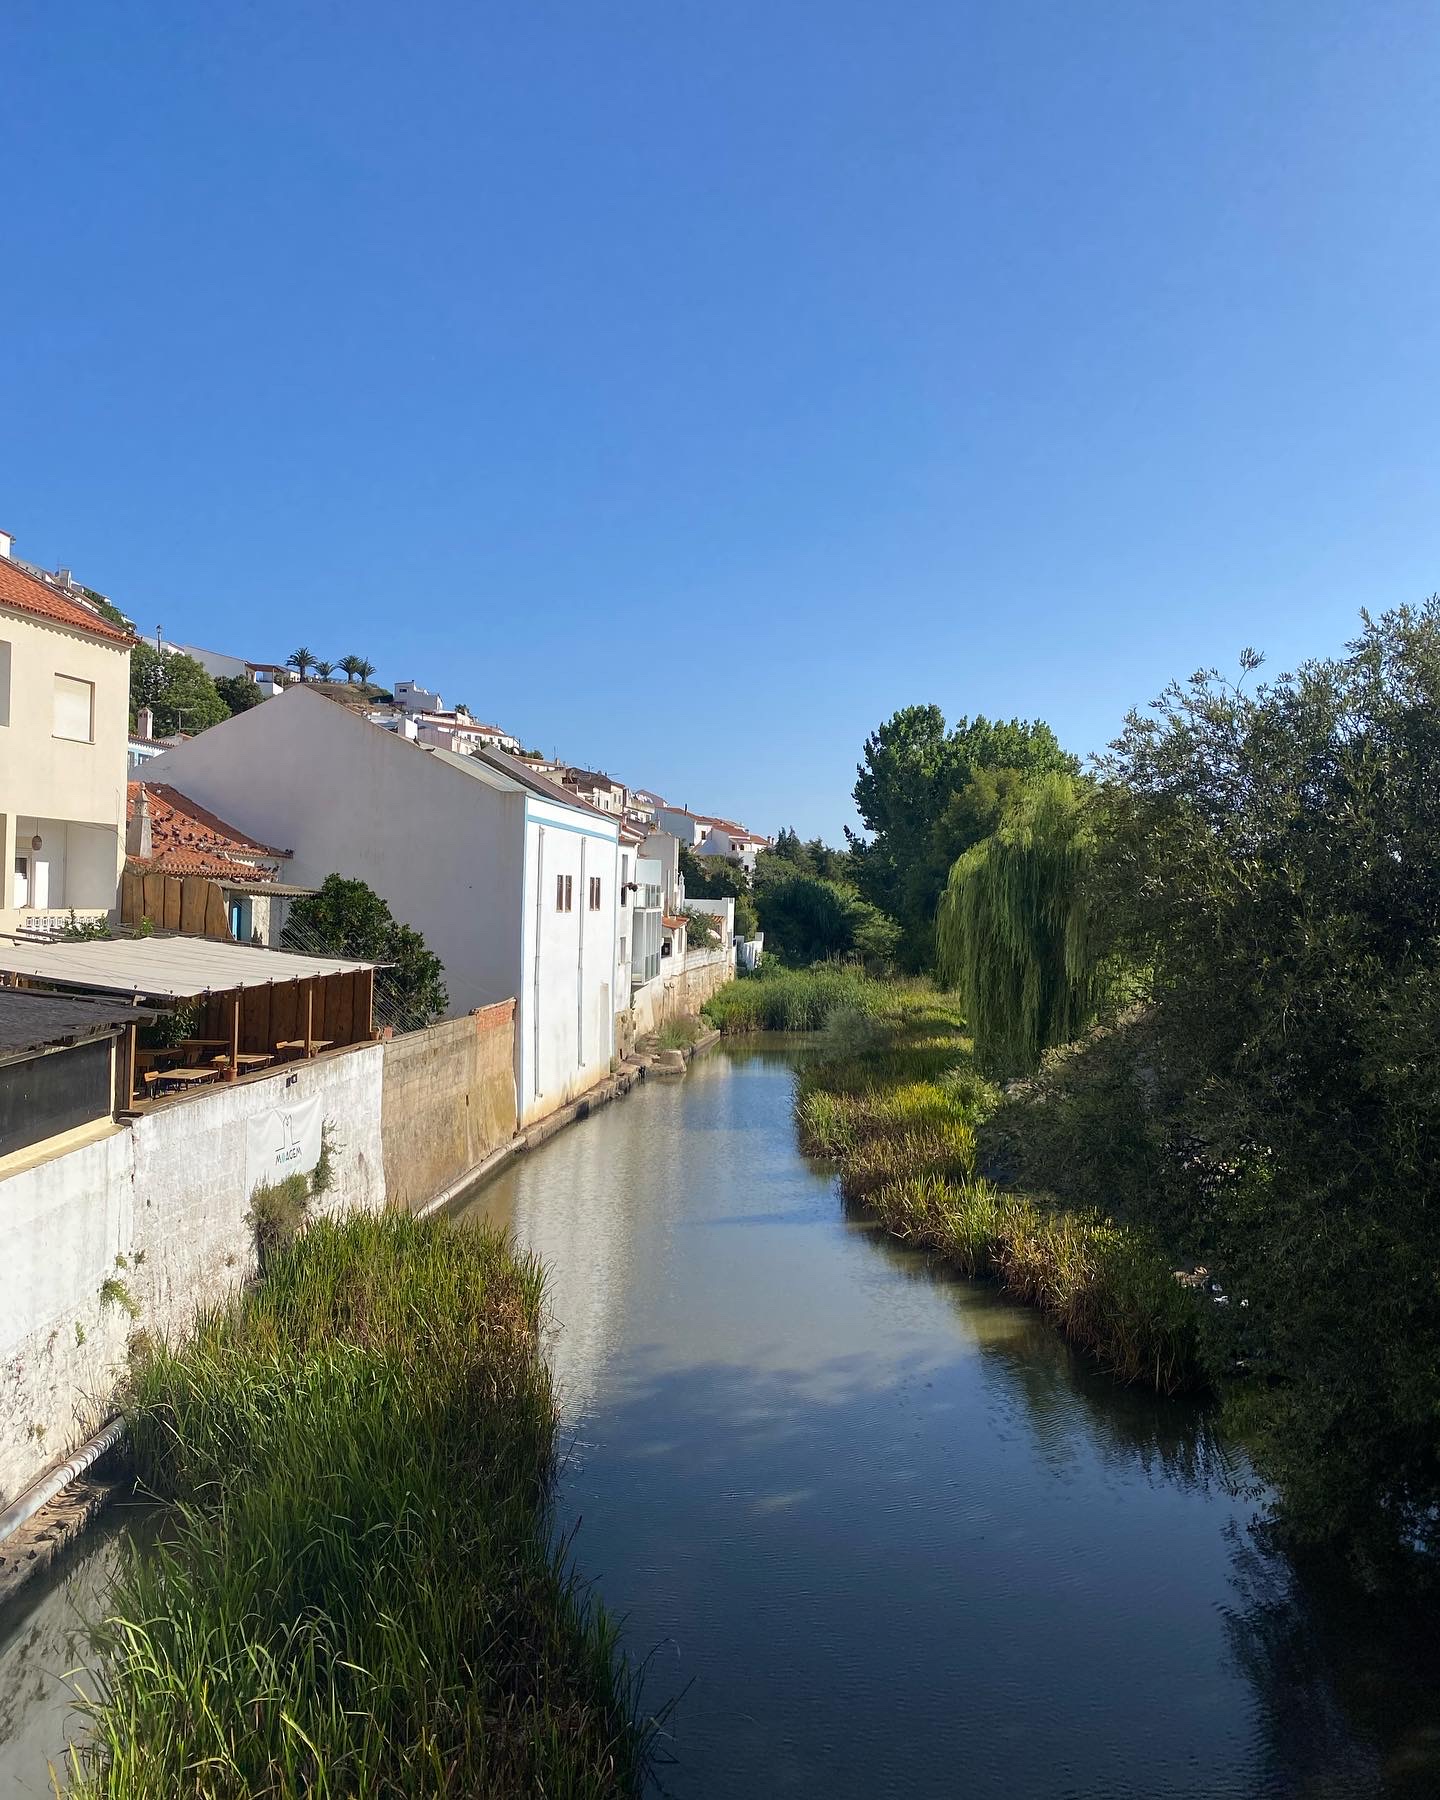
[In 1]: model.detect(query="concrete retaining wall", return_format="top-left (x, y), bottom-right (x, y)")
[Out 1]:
top-left (631, 945), bottom-right (735, 1037)
top-left (381, 1001), bottom-right (517, 1214)
top-left (0, 1044), bottom-right (385, 1509)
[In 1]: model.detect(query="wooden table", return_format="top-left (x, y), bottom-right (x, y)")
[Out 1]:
top-left (274, 1039), bottom-right (334, 1059)
top-left (151, 1067), bottom-right (219, 1094)
top-left (211, 1052), bottom-right (275, 1074)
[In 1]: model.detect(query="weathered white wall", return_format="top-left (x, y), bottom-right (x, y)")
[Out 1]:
top-left (520, 798), bottom-right (619, 1125)
top-left (149, 687), bottom-right (526, 1015)
top-left (0, 1045), bottom-right (386, 1509)
top-left (631, 944), bottom-right (736, 1037)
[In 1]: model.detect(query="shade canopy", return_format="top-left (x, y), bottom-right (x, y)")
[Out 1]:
top-left (0, 936), bottom-right (377, 1002)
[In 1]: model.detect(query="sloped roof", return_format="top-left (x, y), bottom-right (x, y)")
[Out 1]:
top-left (0, 989), bottom-right (153, 1057)
top-left (127, 782), bottom-right (289, 881)
top-left (0, 936), bottom-right (377, 1001)
top-left (0, 556), bottom-right (133, 646)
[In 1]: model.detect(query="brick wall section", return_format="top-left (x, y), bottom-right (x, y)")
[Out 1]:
top-left (380, 1001), bottom-right (517, 1215)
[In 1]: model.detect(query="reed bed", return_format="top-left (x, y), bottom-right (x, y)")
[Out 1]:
top-left (794, 992), bottom-right (1203, 1394)
top-left (67, 1212), bottom-right (649, 1799)
top-left (702, 965), bottom-right (885, 1033)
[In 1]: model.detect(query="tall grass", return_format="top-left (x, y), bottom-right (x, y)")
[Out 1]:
top-left (702, 965), bottom-right (887, 1033)
top-left (794, 990), bottom-right (1203, 1394)
top-left (67, 1212), bottom-right (650, 1798)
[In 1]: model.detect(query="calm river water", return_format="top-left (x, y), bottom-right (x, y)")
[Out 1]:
top-left (2, 1039), bottom-right (1436, 1795)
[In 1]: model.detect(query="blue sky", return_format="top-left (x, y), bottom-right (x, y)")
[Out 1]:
top-left (5, 2), bottom-right (1439, 840)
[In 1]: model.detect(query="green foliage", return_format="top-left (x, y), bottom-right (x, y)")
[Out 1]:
top-left (87, 592), bottom-right (134, 631)
top-left (753, 868), bottom-right (898, 970)
top-left (849, 705), bottom-right (1076, 966)
top-left (283, 874), bottom-right (448, 1028)
top-left (286, 646), bottom-right (316, 679)
top-left (656, 1016), bottom-right (703, 1050)
top-left (760, 829), bottom-right (853, 882)
top-left (681, 908), bottom-right (720, 949)
top-left (680, 843), bottom-right (752, 901)
top-left (60, 909), bottom-right (112, 941)
top-left (99, 1276), bottom-right (139, 1320)
top-left (139, 1003), bottom-right (200, 1050)
top-left (934, 772), bottom-right (1105, 1078)
top-left (213, 674), bottom-right (267, 716)
top-left (129, 642), bottom-right (230, 736)
top-left (70, 1214), bottom-right (649, 1796)
top-left (703, 966), bottom-right (885, 1032)
top-left (1084, 602), bottom-right (1440, 1580)
top-left (246, 1173), bottom-right (312, 1274)
top-left (732, 891), bottom-right (759, 938)
top-left (792, 986), bottom-right (1203, 1393)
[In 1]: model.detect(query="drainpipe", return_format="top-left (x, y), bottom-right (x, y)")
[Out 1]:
top-left (577, 836), bottom-right (586, 1069)
top-left (533, 827), bottom-right (544, 1107)
top-left (0, 1416), bottom-right (127, 1547)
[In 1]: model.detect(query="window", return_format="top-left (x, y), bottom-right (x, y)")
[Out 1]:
top-left (0, 640), bottom-right (11, 727)
top-left (53, 673), bottom-right (94, 742)
top-left (619, 936), bottom-right (627, 963)
top-left (555, 873), bottom-right (573, 912)
top-left (621, 854), bottom-right (629, 885)
top-left (589, 875), bottom-right (601, 910)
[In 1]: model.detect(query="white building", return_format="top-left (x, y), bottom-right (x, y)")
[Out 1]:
top-left (147, 685), bottom-right (622, 1126)
top-left (163, 641), bottom-right (289, 696)
top-left (393, 679), bottom-right (444, 715)
top-left (652, 803), bottom-right (705, 847)
top-left (696, 820), bottom-right (771, 875)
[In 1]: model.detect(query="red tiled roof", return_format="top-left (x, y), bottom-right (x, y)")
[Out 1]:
top-left (663, 914), bottom-right (688, 929)
top-left (127, 782), bottom-right (289, 881)
top-left (0, 556), bottom-right (133, 645)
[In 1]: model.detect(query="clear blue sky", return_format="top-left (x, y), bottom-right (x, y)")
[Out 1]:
top-left (5, 2), bottom-right (1438, 840)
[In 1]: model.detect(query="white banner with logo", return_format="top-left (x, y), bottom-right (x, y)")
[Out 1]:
top-left (245, 1094), bottom-right (323, 1192)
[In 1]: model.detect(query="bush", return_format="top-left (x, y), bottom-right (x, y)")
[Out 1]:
top-left (703, 966), bottom-right (884, 1033)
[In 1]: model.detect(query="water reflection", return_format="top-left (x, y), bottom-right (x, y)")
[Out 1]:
top-left (454, 1040), bottom-right (1439, 1800)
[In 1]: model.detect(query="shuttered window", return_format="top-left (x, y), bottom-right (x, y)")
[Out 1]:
top-left (53, 673), bottom-right (94, 742)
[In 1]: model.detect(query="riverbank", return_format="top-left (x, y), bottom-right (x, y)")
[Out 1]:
top-left (707, 972), bottom-right (1204, 1393)
top-left (63, 1212), bottom-right (649, 1799)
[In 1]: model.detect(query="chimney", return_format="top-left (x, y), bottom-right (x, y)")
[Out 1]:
top-left (55, 567), bottom-right (72, 587)
top-left (126, 785), bottom-right (153, 860)
top-left (0, 529), bottom-right (12, 560)
top-left (137, 705), bottom-right (155, 740)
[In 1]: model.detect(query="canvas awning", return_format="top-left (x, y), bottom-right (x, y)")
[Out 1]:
top-left (0, 936), bottom-right (376, 1002)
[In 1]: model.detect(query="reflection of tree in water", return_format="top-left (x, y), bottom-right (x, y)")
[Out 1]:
top-left (839, 1190), bottom-right (1244, 1497)
top-left (1220, 1522), bottom-right (1440, 1800)
top-left (845, 1187), bottom-right (1440, 1797)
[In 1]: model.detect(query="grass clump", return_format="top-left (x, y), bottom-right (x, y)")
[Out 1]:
top-left (656, 1015), bottom-right (703, 1050)
top-left (795, 986), bottom-right (1204, 1394)
top-left (67, 1212), bottom-right (650, 1799)
top-left (703, 965), bottom-right (885, 1033)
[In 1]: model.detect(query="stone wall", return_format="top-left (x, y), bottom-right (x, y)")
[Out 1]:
top-left (380, 1001), bottom-right (517, 1214)
top-left (630, 945), bottom-right (735, 1038)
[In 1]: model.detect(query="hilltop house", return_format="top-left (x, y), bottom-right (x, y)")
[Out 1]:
top-left (562, 767), bottom-right (627, 816)
top-left (696, 818), bottom-right (772, 875)
top-left (147, 685), bottom-right (622, 1125)
top-left (0, 535), bottom-right (132, 937)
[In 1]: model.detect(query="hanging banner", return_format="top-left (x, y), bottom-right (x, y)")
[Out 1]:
top-left (245, 1094), bottom-right (323, 1192)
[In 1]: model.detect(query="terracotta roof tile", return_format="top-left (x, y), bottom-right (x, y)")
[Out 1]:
top-left (0, 557), bottom-right (133, 645)
top-left (127, 782), bottom-right (289, 881)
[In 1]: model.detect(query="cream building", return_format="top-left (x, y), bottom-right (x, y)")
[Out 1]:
top-left (0, 538), bottom-right (133, 937)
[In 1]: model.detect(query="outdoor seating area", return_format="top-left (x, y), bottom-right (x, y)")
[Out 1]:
top-left (0, 936), bottom-right (380, 1110)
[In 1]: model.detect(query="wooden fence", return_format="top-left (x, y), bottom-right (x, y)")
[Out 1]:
top-left (120, 869), bottom-right (231, 940)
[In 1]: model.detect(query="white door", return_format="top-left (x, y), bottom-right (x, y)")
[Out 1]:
top-left (32, 857), bottom-right (49, 909)
top-left (13, 855), bottom-right (28, 908)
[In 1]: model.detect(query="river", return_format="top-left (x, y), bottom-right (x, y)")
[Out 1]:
top-left (2, 1039), bottom-right (1436, 1795)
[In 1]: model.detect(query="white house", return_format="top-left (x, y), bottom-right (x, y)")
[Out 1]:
top-left (163, 641), bottom-right (289, 696)
top-left (696, 820), bottom-right (771, 875)
top-left (147, 685), bottom-right (622, 1126)
top-left (652, 803), bottom-right (705, 847)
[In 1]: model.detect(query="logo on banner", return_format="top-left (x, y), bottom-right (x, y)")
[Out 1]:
top-left (245, 1095), bottom-right (324, 1192)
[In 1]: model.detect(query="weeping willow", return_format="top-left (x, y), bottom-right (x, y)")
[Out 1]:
top-left (934, 772), bottom-right (1101, 1077)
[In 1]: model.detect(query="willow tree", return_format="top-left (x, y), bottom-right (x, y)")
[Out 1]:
top-left (934, 772), bottom-right (1101, 1077)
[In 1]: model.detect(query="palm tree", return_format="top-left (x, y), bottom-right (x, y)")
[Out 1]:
top-left (354, 658), bottom-right (376, 687)
top-left (338, 655), bottom-right (362, 683)
top-left (287, 647), bottom-right (316, 681)
top-left (314, 660), bottom-right (336, 681)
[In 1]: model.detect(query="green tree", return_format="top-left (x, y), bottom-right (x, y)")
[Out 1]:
top-left (129, 642), bottom-right (230, 736)
top-left (755, 869), bottom-right (898, 970)
top-left (934, 772), bottom-right (1103, 1078)
top-left (282, 874), bottom-right (448, 1028)
top-left (338, 655), bottom-right (363, 683)
top-left (313, 660), bottom-right (336, 681)
top-left (214, 674), bottom-right (267, 717)
top-left (680, 843), bottom-right (750, 901)
top-left (850, 706), bottom-right (1075, 967)
top-left (286, 647), bottom-right (316, 681)
top-left (1091, 604), bottom-right (1440, 1580)
top-left (354, 658), bottom-right (377, 686)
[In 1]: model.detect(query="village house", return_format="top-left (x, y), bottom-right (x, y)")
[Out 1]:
top-left (161, 639), bottom-right (291, 696)
top-left (562, 767), bottom-right (627, 815)
top-left (0, 533), bottom-right (132, 938)
top-left (695, 817), bottom-right (773, 875)
top-left (147, 684), bottom-right (623, 1125)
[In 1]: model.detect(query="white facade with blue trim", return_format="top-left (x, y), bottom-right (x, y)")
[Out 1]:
top-left (146, 685), bottom-right (620, 1126)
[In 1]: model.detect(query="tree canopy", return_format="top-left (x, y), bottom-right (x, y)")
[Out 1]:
top-left (849, 706), bottom-right (1075, 966)
top-left (282, 875), bottom-right (448, 1030)
top-left (214, 674), bottom-right (267, 716)
top-left (130, 642), bottom-right (230, 736)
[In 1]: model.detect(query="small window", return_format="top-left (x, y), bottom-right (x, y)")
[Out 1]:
top-left (589, 875), bottom-right (601, 910)
top-left (619, 936), bottom-right (627, 962)
top-left (556, 873), bottom-right (573, 912)
top-left (54, 673), bottom-right (94, 742)
top-left (621, 854), bottom-right (629, 885)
